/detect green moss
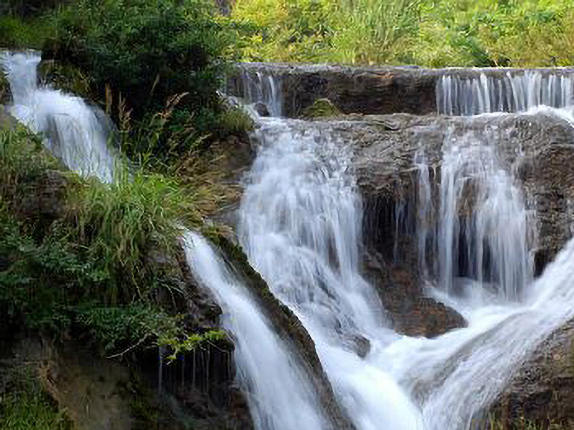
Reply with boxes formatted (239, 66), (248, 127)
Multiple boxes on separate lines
(302, 98), (342, 119)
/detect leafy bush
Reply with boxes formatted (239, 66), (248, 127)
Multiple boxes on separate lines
(0, 15), (53, 51)
(44, 0), (232, 158)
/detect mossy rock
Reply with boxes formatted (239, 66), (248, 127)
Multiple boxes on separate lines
(302, 98), (342, 119)
(39, 60), (93, 100)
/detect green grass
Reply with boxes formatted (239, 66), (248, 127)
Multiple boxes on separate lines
(0, 367), (70, 430)
(68, 171), (198, 303)
(0, 123), (224, 358)
(229, 0), (574, 67)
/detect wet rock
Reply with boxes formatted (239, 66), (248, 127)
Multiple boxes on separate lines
(363, 250), (466, 337)
(13, 169), (68, 222)
(0, 107), (16, 130)
(491, 320), (574, 427)
(351, 334), (371, 358)
(253, 102), (270, 117)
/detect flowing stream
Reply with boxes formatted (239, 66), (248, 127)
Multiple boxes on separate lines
(437, 71), (574, 115)
(1, 51), (117, 182)
(5, 52), (574, 430)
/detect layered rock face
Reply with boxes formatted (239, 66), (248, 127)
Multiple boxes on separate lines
(253, 111), (574, 339)
(227, 63), (574, 118)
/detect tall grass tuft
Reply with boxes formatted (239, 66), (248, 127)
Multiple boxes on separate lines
(0, 367), (70, 430)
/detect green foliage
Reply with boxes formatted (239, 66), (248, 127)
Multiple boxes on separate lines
(0, 125), (62, 203)
(76, 305), (225, 356)
(45, 0), (232, 157)
(0, 367), (70, 430)
(0, 127), (213, 359)
(68, 171), (199, 304)
(230, 0), (422, 64)
(0, 15), (54, 50)
(230, 0), (574, 67)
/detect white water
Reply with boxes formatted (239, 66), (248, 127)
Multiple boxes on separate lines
(236, 73), (574, 429)
(239, 118), (424, 430)
(434, 134), (536, 301)
(183, 231), (330, 430)
(438, 71), (574, 115)
(1, 52), (117, 182)
(239, 70), (283, 117)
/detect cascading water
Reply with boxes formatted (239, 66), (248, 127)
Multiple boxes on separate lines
(183, 232), (330, 430)
(235, 73), (574, 430)
(434, 133), (535, 302)
(238, 70), (283, 117)
(438, 71), (574, 115)
(1, 51), (117, 182)
(239, 118), (424, 430)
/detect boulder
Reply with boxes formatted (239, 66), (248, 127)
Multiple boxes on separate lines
(491, 320), (574, 428)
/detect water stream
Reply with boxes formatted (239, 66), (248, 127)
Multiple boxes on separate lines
(438, 71), (574, 115)
(1, 51), (117, 182)
(183, 231), (330, 430)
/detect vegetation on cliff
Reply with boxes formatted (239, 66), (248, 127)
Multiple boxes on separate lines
(0, 126), (225, 357)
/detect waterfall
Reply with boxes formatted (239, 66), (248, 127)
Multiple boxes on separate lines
(239, 118), (424, 430)
(236, 73), (574, 430)
(239, 70), (283, 117)
(6, 49), (574, 430)
(434, 133), (535, 302)
(1, 51), (117, 182)
(1, 51), (335, 429)
(438, 71), (574, 115)
(182, 231), (330, 430)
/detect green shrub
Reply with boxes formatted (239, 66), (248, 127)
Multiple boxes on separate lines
(0, 126), (214, 358)
(0, 15), (54, 50)
(44, 0), (232, 157)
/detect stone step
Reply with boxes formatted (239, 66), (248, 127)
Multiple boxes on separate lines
(227, 62), (574, 117)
